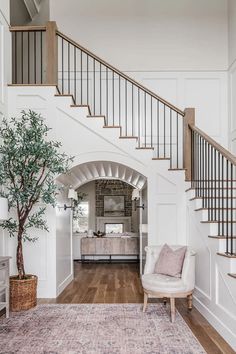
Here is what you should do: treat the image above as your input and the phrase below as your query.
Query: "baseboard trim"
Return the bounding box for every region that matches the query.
[57,273,73,297]
[193,295,236,351]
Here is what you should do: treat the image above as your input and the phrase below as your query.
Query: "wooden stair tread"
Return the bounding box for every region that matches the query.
[228,273,236,279]
[119,136,138,139]
[190,197,236,201]
[152,158,171,160]
[195,208,236,211]
[208,235,236,239]
[201,221,236,224]
[136,147,154,150]
[217,252,236,258]
[103,125,121,128]
[168,168,186,171]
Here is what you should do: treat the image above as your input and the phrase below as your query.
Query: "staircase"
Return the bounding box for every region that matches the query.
[8,21,236,346]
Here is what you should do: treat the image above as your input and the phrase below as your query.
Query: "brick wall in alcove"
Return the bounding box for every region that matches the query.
[95,179,133,217]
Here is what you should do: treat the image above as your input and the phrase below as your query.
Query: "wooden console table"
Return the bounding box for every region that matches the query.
[81,237,139,261]
[0,257,11,318]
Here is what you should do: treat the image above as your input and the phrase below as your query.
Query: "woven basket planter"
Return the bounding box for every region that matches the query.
[10,275,38,312]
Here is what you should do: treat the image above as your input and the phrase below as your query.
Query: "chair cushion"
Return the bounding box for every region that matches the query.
[154,243,187,277]
[142,273,186,293]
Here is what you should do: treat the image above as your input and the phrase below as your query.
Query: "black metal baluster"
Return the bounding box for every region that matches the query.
[125,80,128,135]
[144,92,146,147]
[21,31,23,83]
[87,54,89,106]
[62,38,64,94]
[14,32,17,83]
[191,130,194,189]
[68,42,70,94]
[119,76,121,126]
[80,50,82,104]
[164,105,166,158]
[106,67,108,123]
[93,59,95,115]
[100,62,102,115]
[226,160,229,254]
[222,156,224,237]
[214,148,216,221]
[176,113,179,168]
[150,97,153,147]
[40,31,43,84]
[230,163,233,254]
[74,46,77,103]
[218,151,220,235]
[138,88,140,147]
[34,31,36,84]
[207,142,210,220]
[28,32,30,83]
[132,84,134,136]
[202,139,205,208]
[157,101,160,158]
[113,71,115,126]
[170,109,172,168]
[199,136,202,198]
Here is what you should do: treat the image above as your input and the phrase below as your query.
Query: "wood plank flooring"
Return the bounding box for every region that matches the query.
[38,262,235,354]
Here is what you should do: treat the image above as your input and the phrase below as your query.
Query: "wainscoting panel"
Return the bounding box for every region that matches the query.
[131,71,228,148]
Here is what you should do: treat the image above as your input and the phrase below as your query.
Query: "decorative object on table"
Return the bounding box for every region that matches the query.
[93,231,105,237]
[87,229,93,237]
[0,304,206,354]
[142,244,196,322]
[103,195,125,216]
[0,110,73,311]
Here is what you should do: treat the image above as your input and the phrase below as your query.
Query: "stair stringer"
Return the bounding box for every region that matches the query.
[7,84,188,259]
[186,195,236,350]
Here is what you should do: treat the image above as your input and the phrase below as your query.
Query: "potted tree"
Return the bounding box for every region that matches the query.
[0,110,73,311]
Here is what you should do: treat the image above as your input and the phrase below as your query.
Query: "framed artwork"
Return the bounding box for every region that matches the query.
[103,195,125,216]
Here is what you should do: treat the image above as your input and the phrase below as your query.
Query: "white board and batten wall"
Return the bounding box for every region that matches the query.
[50,0,229,149]
[228,0,236,154]
[0,1,11,257]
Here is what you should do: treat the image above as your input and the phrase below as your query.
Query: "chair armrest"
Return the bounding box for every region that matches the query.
[181,250,196,292]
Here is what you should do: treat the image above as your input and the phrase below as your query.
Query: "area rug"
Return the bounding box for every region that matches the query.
[0,304,206,354]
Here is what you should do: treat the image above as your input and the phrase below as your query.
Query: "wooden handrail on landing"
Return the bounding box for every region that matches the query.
[189,124,236,166]
[56,30,185,117]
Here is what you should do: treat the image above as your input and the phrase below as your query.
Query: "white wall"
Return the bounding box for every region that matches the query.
[228,0,236,153]
[56,186,72,296]
[50,0,229,148]
[50,0,228,72]
[0,0,11,257]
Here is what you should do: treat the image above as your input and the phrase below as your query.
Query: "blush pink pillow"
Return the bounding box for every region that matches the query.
[154,244,187,277]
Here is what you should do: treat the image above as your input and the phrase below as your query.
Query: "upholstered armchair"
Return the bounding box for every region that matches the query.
[141,245,196,322]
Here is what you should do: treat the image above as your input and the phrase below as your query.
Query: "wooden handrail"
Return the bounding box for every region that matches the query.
[189,124,236,166]
[9,25,46,32]
[56,30,185,116]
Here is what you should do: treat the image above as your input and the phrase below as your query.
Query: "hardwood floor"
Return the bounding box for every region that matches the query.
[38,261,235,354]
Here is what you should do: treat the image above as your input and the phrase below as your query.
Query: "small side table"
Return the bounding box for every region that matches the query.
[0,257,11,318]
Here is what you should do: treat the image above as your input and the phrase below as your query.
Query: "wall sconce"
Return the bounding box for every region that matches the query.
[0,197,8,220]
[131,189,144,210]
[58,187,78,211]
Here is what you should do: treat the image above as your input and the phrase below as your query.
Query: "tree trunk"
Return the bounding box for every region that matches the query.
[17,231,25,279]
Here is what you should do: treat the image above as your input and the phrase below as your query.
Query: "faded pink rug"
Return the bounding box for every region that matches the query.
[0,303,206,354]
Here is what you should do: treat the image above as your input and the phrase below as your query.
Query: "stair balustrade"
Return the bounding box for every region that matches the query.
[190,125,236,255]
[10,22,185,169]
